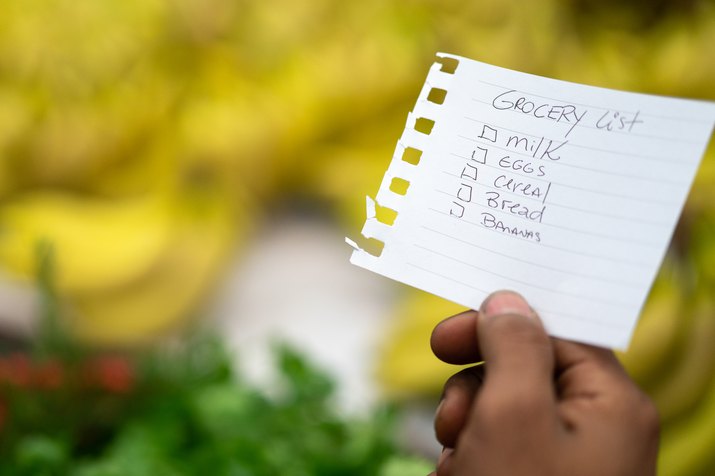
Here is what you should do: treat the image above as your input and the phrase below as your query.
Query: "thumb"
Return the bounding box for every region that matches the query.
[477,291,555,405]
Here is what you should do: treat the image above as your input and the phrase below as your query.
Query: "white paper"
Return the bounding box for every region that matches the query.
[349,53,715,350]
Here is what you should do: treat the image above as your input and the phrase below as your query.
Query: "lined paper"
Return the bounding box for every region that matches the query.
[348,53,715,350]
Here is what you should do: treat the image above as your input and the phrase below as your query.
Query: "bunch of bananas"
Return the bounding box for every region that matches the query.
[0,1,714,473]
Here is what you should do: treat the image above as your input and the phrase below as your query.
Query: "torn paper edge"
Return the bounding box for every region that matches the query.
[346,53,459,262]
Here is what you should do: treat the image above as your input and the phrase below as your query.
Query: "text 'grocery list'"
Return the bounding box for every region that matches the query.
[347,53,715,350]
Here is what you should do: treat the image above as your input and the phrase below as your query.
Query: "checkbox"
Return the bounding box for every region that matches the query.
[461,163,478,181]
[471,146,488,164]
[478,125,498,143]
[457,183,473,202]
[450,201,465,218]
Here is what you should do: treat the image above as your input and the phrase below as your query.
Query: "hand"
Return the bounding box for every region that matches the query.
[429,290,659,476]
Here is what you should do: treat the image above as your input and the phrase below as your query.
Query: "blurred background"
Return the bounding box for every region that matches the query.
[0,0,714,474]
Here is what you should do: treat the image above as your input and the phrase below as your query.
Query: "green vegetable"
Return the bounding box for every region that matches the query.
[0,249,432,475]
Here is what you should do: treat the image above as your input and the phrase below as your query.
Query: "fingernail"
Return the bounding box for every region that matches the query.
[480,291,533,318]
[435,385,452,419]
[435,397,446,416]
[438,447,453,467]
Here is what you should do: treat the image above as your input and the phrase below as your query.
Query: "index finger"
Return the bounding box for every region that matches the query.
[430,310,482,365]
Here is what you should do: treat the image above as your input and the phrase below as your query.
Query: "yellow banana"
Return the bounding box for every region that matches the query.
[687,148,715,218]
[658,348,715,476]
[688,211,715,291]
[67,190,244,346]
[377,290,468,398]
[0,192,172,294]
[310,105,414,226]
[617,262,688,388]
[0,1,170,188]
[648,296,715,425]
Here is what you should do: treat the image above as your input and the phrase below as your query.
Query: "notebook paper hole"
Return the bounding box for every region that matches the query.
[375,205,398,226]
[363,238,385,257]
[389,177,410,195]
[437,56,459,74]
[414,117,435,135]
[427,87,447,105]
[402,147,422,165]
[348,52,715,351]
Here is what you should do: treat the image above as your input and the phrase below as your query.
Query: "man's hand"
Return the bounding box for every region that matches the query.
[429,290,659,476]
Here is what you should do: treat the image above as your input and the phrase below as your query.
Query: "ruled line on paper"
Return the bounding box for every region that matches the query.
[406,261,634,328]
[440,169,670,226]
[433,190,662,247]
[537,197,667,226]
[413,244,632,307]
[442,170,544,204]
[350,53,715,350]
[447,152,676,206]
[535,306,633,329]
[472,94,697,144]
[447,151,552,186]
[426,208,652,267]
[457,133,689,185]
[419,225,643,287]
[462,115,700,165]
[476,79,714,125]
[566,140,697,162]
[405,262,490,295]
[475,80,641,115]
[471,97,703,144]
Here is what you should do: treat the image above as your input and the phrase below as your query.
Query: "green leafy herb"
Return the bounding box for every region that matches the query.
[0,248,431,475]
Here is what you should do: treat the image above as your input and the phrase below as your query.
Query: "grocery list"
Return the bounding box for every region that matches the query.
[348,53,715,349]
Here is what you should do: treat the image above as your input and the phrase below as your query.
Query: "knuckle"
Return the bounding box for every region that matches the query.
[460,364,486,383]
[444,370,467,389]
[444,366,485,393]
[615,383,660,435]
[635,392,660,435]
[477,392,550,429]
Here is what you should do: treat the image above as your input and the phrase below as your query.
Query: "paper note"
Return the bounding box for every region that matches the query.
[348,53,715,350]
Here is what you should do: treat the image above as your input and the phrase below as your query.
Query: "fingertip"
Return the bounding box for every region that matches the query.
[430,310,481,365]
[477,290,548,364]
[434,366,484,447]
[436,448,453,476]
[479,290,535,320]
[475,291,555,401]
